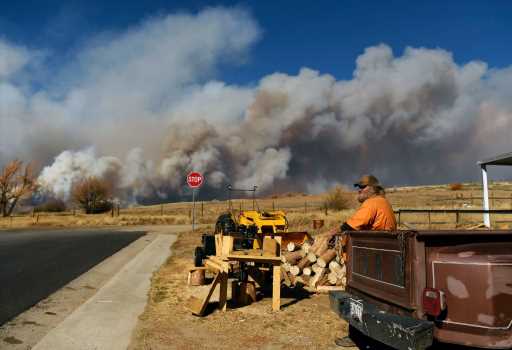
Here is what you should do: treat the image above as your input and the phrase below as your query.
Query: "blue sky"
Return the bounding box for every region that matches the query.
[2,0,512,84]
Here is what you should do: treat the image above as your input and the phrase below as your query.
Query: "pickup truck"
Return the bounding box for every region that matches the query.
[330,230,512,349]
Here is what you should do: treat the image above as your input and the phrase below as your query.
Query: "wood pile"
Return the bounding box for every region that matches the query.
[281,233,346,291]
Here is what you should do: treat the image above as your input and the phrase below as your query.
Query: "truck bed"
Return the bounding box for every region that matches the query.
[340,230,512,349]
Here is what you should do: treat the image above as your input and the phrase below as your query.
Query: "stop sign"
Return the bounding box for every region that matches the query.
[186,171,204,189]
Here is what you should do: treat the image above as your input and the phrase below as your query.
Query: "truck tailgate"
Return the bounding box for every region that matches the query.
[346,231,421,311]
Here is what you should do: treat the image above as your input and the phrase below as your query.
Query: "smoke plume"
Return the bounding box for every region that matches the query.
[1,7,512,203]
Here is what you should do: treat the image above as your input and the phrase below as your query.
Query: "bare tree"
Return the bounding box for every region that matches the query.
[0,160,37,217]
[72,177,112,214]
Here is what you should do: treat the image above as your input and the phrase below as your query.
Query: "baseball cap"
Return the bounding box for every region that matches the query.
[354,174,380,188]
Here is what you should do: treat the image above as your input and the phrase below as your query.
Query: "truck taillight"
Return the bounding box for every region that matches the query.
[422,288,446,317]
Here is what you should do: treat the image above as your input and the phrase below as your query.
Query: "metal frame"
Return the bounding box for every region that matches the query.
[226,185,258,212]
[477,152,512,228]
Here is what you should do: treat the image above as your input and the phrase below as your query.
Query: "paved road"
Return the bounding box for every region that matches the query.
[0,228,146,326]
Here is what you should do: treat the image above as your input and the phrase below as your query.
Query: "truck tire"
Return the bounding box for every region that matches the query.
[194,246,205,267]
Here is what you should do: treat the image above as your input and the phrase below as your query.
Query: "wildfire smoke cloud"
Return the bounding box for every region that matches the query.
[1,8,511,203]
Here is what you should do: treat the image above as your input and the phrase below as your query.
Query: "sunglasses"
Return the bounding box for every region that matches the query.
[354,184,368,190]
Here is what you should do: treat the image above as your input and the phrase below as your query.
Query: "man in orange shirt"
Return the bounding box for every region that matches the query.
[340,174,396,232]
[334,174,396,348]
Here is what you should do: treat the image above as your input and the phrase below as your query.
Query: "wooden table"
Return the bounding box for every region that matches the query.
[226,254,282,311]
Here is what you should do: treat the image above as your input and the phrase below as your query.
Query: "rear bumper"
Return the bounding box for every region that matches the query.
[330,291,433,350]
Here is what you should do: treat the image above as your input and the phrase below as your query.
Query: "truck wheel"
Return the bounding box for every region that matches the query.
[194,246,205,267]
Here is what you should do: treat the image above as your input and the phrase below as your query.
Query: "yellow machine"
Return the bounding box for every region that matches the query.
[214,209,308,250]
[190,187,311,316]
[194,186,310,266]
[236,210,287,248]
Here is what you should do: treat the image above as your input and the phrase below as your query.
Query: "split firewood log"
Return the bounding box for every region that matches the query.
[309,235,328,254]
[282,250,304,264]
[328,272,339,285]
[317,274,329,287]
[329,261,346,278]
[309,267,326,288]
[315,239,329,257]
[296,275,310,285]
[317,249,337,268]
[289,265,301,276]
[335,277,345,287]
[287,242,300,252]
[281,269,292,287]
[311,263,323,275]
[307,252,317,263]
[289,274,297,286]
[297,256,312,270]
[302,242,312,254]
[303,267,312,276]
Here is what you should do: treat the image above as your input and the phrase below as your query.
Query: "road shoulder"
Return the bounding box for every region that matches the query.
[1,225,190,350]
[31,232,177,350]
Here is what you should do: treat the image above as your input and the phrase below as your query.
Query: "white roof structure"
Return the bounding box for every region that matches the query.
[477,152,512,227]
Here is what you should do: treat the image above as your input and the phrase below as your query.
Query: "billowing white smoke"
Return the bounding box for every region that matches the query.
[38,148,121,200]
[38,147,156,201]
[2,7,512,203]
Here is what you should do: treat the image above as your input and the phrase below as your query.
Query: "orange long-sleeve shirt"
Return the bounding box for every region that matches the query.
[346,195,396,231]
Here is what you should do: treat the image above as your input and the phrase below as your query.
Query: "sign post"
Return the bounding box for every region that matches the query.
[186,171,204,231]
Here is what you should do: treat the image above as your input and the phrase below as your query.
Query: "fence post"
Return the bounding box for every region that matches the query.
[428,212,431,230]
[324,203,328,216]
[398,211,401,227]
[272,201,275,211]
[455,211,460,228]
[201,201,204,217]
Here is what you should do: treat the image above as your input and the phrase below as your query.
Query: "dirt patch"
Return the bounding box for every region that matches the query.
[129,229,349,349]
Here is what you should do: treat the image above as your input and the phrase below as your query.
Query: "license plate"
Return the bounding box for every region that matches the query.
[349,299,363,322]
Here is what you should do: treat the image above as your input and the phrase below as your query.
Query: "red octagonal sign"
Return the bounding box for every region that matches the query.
[186,171,204,189]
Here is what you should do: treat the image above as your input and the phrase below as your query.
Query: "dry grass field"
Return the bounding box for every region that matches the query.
[3,181,512,231]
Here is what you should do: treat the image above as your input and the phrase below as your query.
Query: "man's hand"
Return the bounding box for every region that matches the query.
[327,227,339,237]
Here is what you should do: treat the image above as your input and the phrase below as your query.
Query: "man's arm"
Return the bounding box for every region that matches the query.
[346,201,376,230]
[340,222,354,231]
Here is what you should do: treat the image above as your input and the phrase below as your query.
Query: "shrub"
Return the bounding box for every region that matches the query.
[449,183,463,191]
[88,200,112,214]
[34,198,66,213]
[72,177,113,214]
[324,186,351,211]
